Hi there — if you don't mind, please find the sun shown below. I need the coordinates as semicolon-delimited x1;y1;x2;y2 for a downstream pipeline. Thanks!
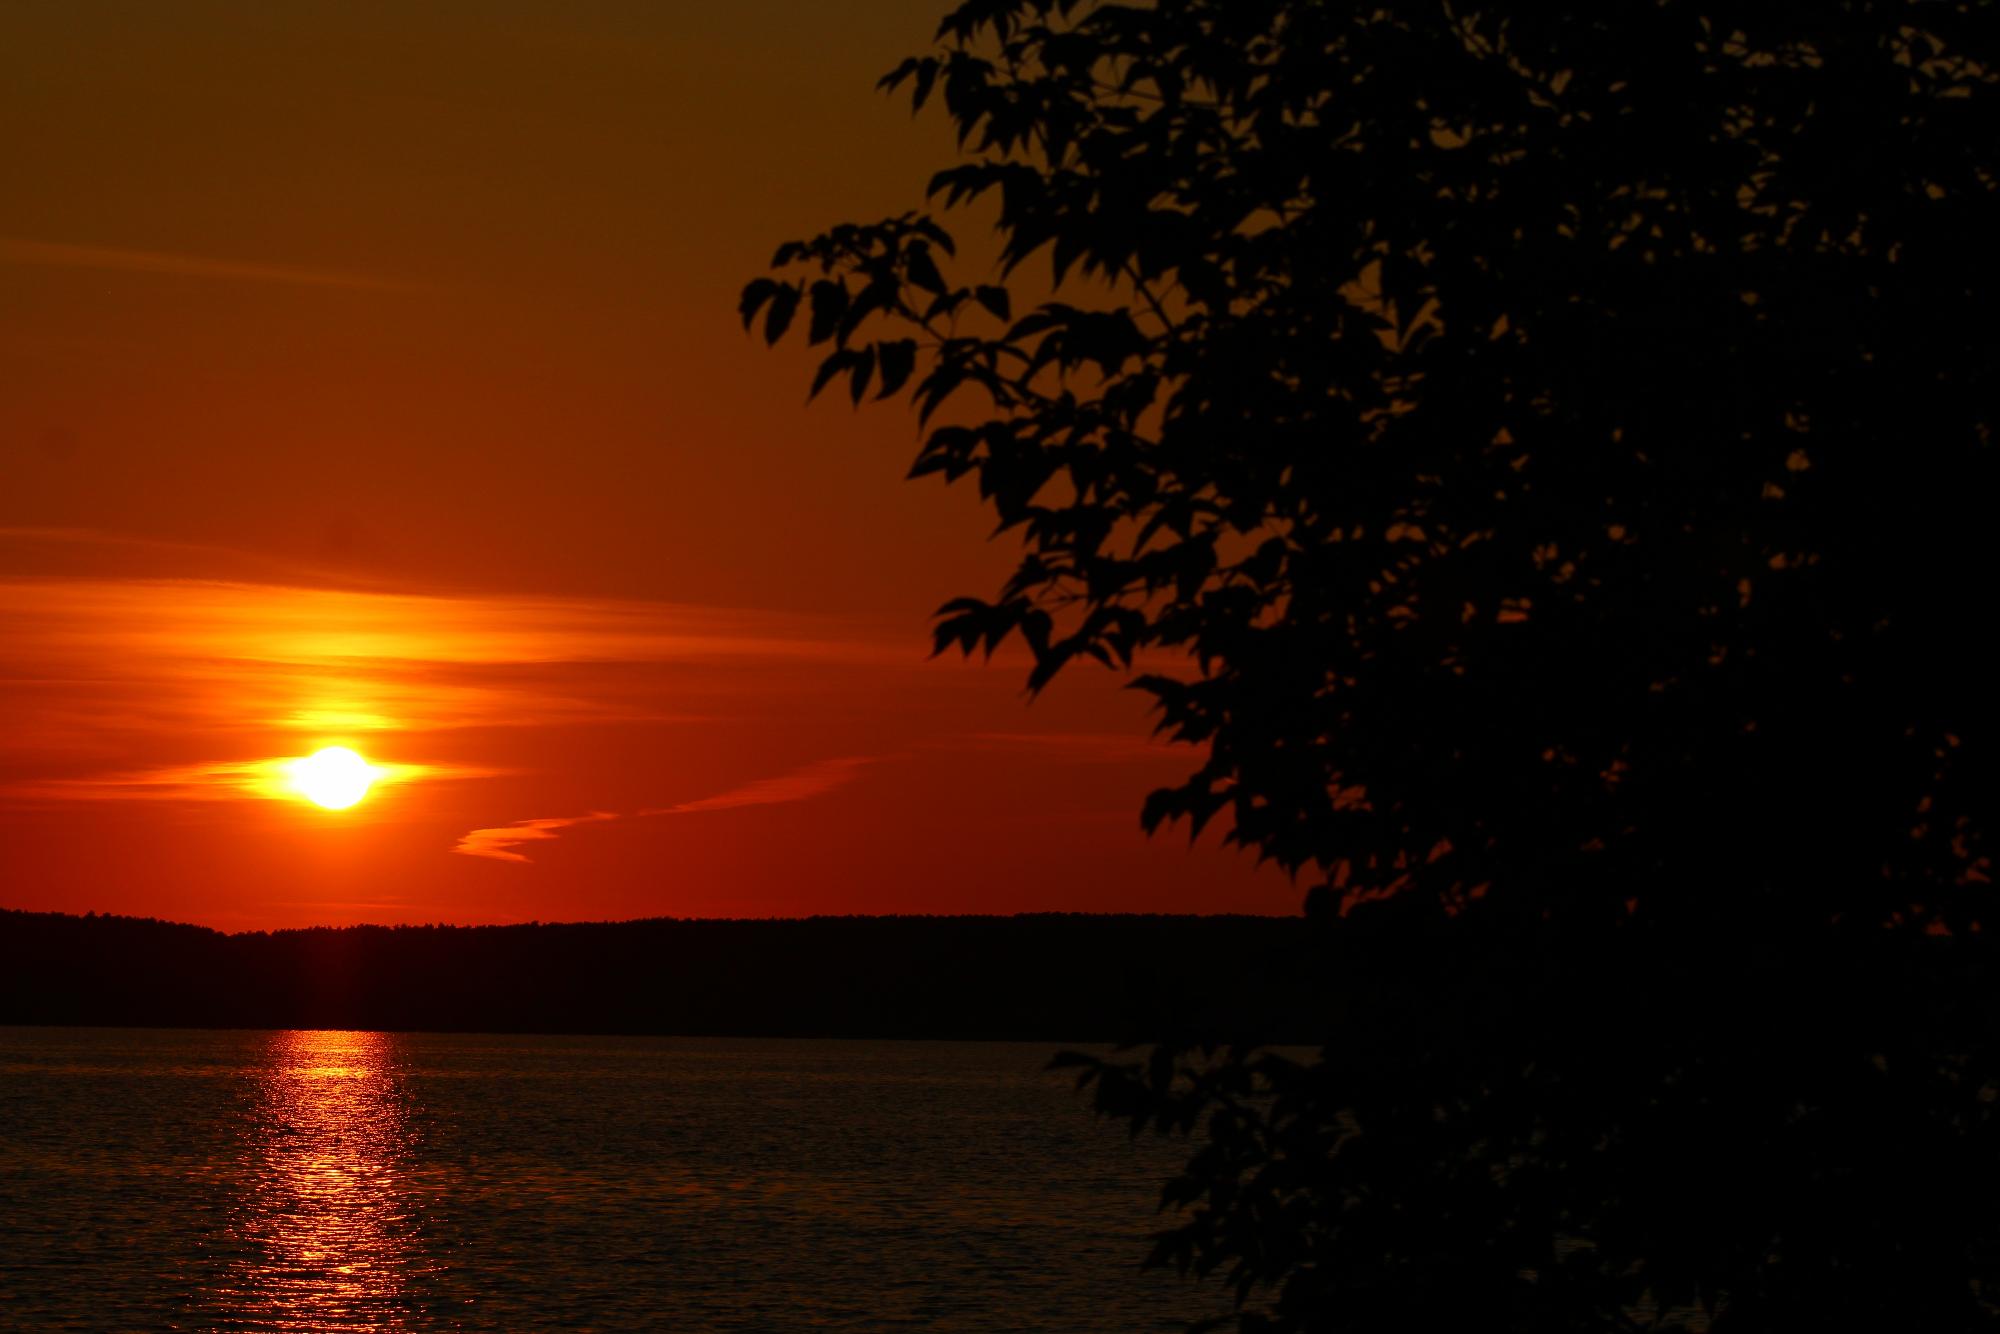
290;746;377;810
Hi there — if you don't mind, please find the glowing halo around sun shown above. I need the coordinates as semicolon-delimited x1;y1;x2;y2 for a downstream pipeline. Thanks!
288;746;378;810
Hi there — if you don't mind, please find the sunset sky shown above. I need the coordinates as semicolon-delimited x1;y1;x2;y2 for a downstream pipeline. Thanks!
1;0;1290;929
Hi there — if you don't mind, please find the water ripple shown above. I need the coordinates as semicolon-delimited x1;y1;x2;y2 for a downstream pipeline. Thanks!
0;1029;1212;1332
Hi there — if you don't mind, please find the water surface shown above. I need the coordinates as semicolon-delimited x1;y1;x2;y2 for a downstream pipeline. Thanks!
0;1028;1210;1331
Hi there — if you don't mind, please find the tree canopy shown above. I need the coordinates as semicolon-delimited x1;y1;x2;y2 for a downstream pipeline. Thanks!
745;2;1997;1328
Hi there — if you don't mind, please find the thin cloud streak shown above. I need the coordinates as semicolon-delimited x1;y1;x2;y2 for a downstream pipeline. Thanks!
0;756;494;805
0;526;412;591
454;812;619;864
0;235;416;291
0;572;918;782
954;731;1188;763
644;756;879;816
0;575;911;671
456;756;882;864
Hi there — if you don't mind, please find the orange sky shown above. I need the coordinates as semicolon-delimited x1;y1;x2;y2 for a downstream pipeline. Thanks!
0;1;1291;929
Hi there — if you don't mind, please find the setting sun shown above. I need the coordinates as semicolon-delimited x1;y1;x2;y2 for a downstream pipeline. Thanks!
289;747;377;810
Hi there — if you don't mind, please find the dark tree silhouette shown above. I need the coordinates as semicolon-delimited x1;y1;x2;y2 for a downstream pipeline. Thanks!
745;3;1997;1329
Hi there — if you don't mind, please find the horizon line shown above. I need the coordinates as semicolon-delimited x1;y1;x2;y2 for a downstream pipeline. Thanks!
0;904;1300;938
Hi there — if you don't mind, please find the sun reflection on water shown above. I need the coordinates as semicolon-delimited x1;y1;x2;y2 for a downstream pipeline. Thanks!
208;1030;442;1330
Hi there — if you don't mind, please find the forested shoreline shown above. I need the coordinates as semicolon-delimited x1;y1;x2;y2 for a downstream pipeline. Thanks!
0;908;1316;1042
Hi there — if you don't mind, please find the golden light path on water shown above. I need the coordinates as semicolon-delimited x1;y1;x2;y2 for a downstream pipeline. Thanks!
207;1031;442;1330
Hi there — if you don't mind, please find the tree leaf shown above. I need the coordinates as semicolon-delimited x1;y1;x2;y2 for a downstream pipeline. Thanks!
974;285;1012;321
738;278;778;331
876;339;918;399
808;281;848;346
761;284;800;345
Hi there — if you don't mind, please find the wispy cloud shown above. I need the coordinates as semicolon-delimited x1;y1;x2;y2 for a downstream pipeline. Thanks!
454;756;882;864
645;756;879;815
0;572;912;769
0;526;399;590
0;551;932;820
0;575;897;671
454;812;619;864
1;756;492;805
955;731;1186;763
0;236;415;291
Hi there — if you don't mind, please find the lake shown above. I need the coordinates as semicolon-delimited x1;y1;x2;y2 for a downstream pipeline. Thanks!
0;1027;1216;1331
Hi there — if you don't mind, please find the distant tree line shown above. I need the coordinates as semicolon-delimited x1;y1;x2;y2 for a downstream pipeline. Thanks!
0;909;1318;1042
